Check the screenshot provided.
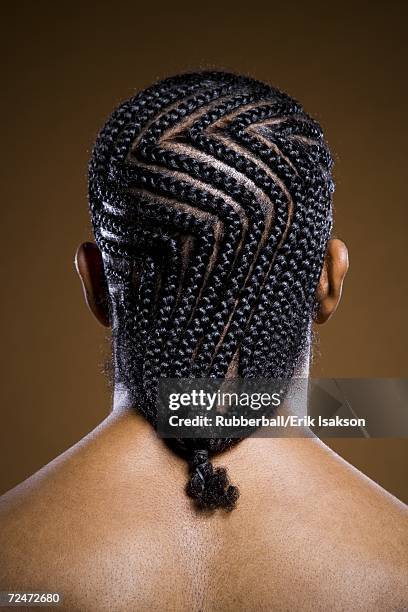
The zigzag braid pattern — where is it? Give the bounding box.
[88,71,334,511]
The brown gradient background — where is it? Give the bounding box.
[1,2,407,501]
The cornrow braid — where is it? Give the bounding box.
[88,71,334,512]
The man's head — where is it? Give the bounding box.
[76,71,348,510]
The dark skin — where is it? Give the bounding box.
[1,239,407,612]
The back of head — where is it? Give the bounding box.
[88,71,334,511]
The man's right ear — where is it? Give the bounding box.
[75,242,110,327]
[314,238,349,324]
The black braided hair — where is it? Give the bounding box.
[88,71,334,512]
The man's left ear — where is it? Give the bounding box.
[314,238,349,324]
[75,242,110,327]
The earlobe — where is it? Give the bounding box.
[75,242,110,327]
[314,238,349,324]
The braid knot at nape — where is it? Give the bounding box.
[186,449,239,512]
[88,71,334,511]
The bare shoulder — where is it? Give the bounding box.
[0,443,101,596]
[307,442,408,610]
[223,437,408,611]
[0,419,205,611]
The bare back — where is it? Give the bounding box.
[1,409,407,611]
